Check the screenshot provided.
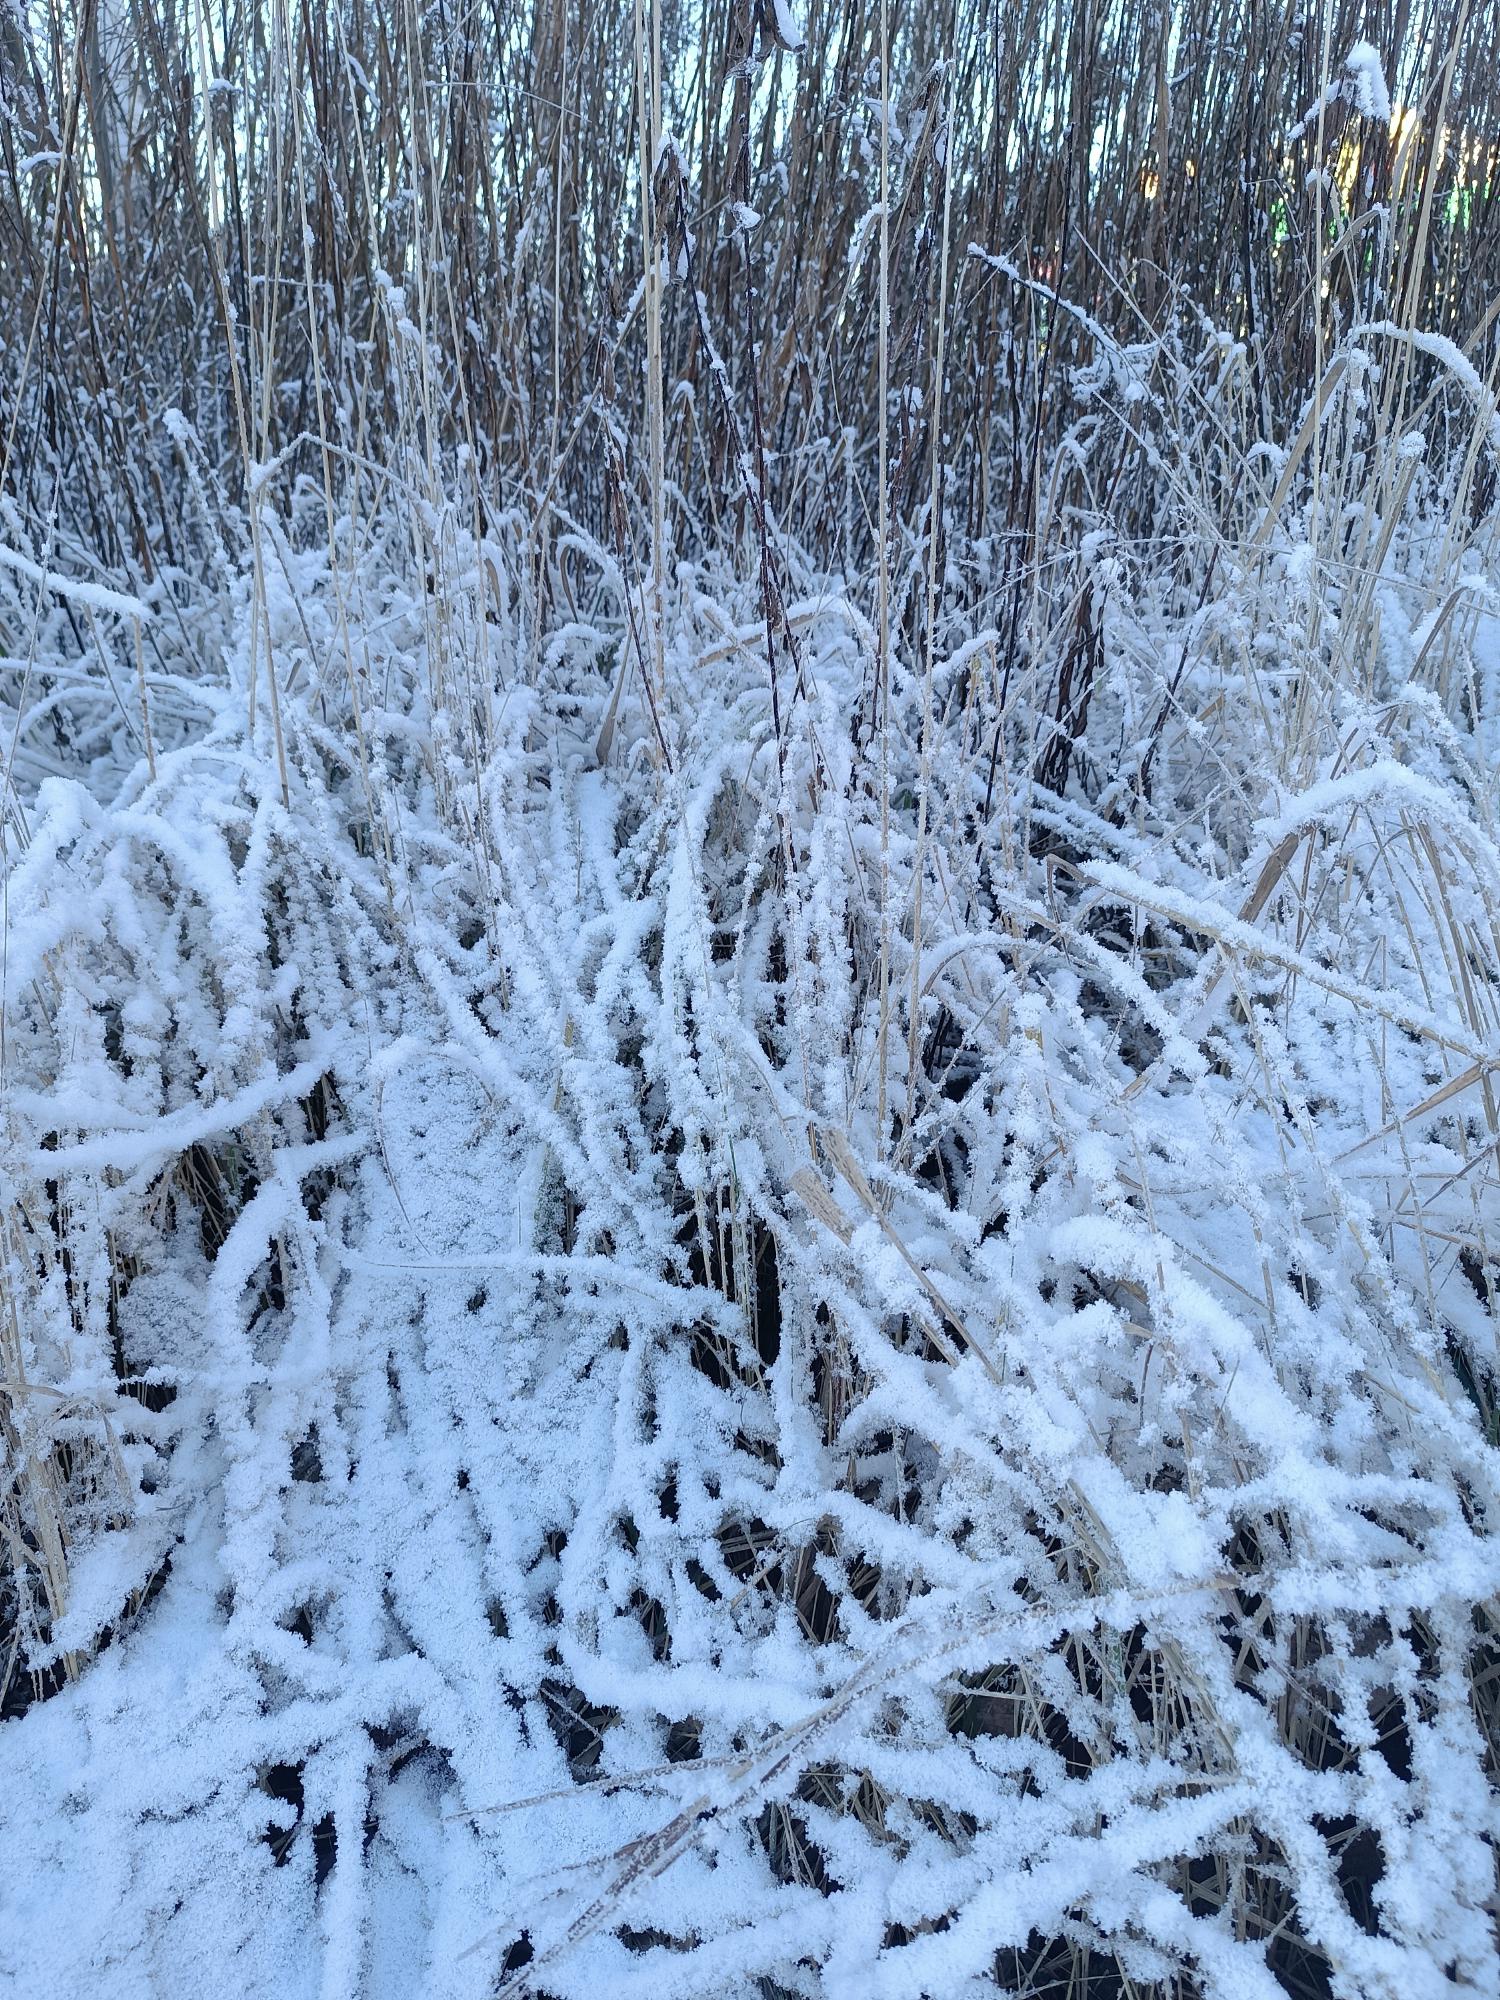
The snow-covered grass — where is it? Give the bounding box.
[5,359,1499,1996]
[2,5,1500,1998]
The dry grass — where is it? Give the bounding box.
[2,4,1500,1997]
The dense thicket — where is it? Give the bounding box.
[2,0,1498,571]
[3,7,1499,1998]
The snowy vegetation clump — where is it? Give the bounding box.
[2,4,1498,1997]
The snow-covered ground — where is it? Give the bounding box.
[3,482,1499,1997]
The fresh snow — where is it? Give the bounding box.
[1345,40,1393,123]
[1285,39,1395,145]
[2,493,1498,1997]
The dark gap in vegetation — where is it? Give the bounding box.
[290,1431,323,1484]
[540,1677,620,1781]
[259,1762,305,1867]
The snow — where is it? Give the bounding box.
[0,538,154,621]
[0,511,1494,1994]
[1346,40,1393,122]
[767,0,805,53]
[3,229,1500,2000]
[1285,39,1394,145]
